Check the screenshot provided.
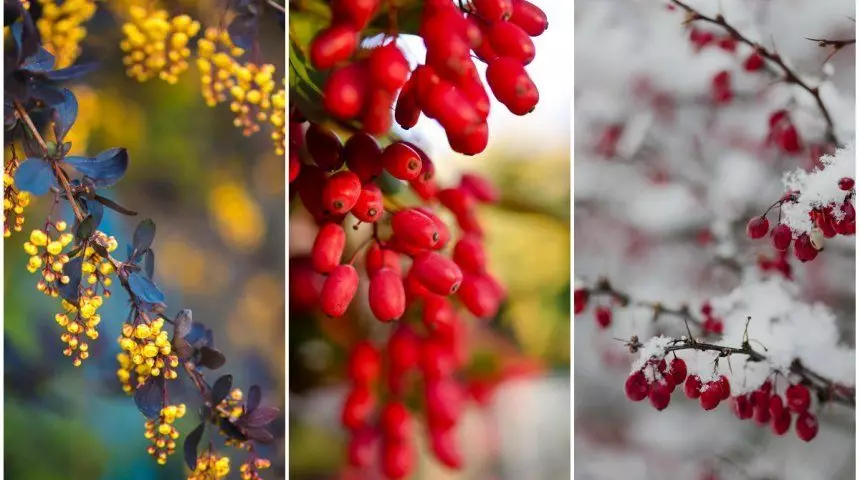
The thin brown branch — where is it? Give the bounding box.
[670,0,839,145]
[590,277,705,329]
[805,37,856,49]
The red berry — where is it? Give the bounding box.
[323,171,363,214]
[746,216,770,239]
[574,289,589,314]
[795,411,818,442]
[785,384,811,412]
[731,394,753,419]
[346,427,376,468]
[771,409,791,435]
[331,0,380,30]
[380,439,413,480]
[839,177,854,191]
[366,243,402,277]
[684,375,702,399]
[699,381,722,410]
[414,208,451,249]
[447,122,490,155]
[425,379,463,429]
[460,173,500,203]
[343,133,383,182]
[289,257,324,313]
[348,341,381,385]
[351,183,384,223]
[473,0,513,21]
[369,268,406,322]
[770,223,792,251]
[768,394,784,418]
[305,123,344,171]
[775,123,803,154]
[419,338,456,381]
[391,208,439,249]
[486,57,539,115]
[387,325,420,393]
[753,404,771,426]
[320,264,359,317]
[670,358,687,385]
[310,25,359,70]
[711,70,732,104]
[395,75,422,129]
[413,251,464,295]
[649,381,672,411]
[429,426,462,469]
[324,63,368,119]
[341,385,375,430]
[510,0,548,37]
[423,82,482,133]
[362,88,394,135]
[380,401,412,439]
[487,21,535,65]
[382,142,423,181]
[793,233,819,262]
[369,43,411,92]
[423,295,457,338]
[457,273,501,318]
[743,52,764,71]
[452,235,486,274]
[719,375,731,400]
[289,149,301,184]
[311,223,346,273]
[594,306,612,328]
[625,371,649,402]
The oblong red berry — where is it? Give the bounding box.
[348,341,381,385]
[341,385,375,430]
[420,337,456,381]
[699,381,722,410]
[487,21,535,65]
[425,378,463,429]
[510,0,548,36]
[395,75,421,129]
[753,404,771,426]
[770,223,792,251]
[320,264,359,317]
[768,394,784,418]
[452,235,486,273]
[731,394,753,419]
[351,183,384,223]
[684,375,702,399]
[289,149,301,184]
[343,132,383,182]
[422,82,481,133]
[594,306,612,328]
[574,289,589,314]
[447,122,489,155]
[310,25,359,70]
[388,323,420,375]
[415,206,450,249]
[369,43,411,92]
[795,411,818,442]
[311,223,346,273]
[473,0,513,21]
[771,409,791,435]
[625,370,649,401]
[429,426,462,469]
[323,63,368,119]
[305,123,344,171]
[346,427,376,468]
[486,57,539,115]
[457,273,500,318]
[323,171,362,214]
[331,0,380,30]
[391,208,439,249]
[794,233,819,262]
[649,382,672,411]
[719,375,731,400]
[460,173,500,203]
[746,216,770,239]
[380,439,413,480]
[366,243,402,277]
[380,401,411,440]
[369,268,406,322]
[785,384,811,412]
[413,252,463,295]
[670,358,687,385]
[382,142,423,181]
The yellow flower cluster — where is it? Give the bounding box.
[270,86,286,156]
[81,232,118,291]
[188,451,230,480]
[120,7,200,84]
[116,318,180,393]
[145,404,186,464]
[229,62,278,137]
[3,172,30,238]
[24,224,73,297]
[36,0,97,68]
[239,458,272,480]
[56,293,103,366]
[196,28,244,107]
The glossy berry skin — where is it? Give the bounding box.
[838,177,854,191]
[382,142,423,181]
[320,264,359,317]
[785,384,811,412]
[574,289,589,314]
[770,223,792,251]
[380,439,413,480]
[395,77,421,129]
[366,243,402,277]
[429,426,462,469]
[460,173,500,203]
[457,274,500,318]
[311,223,346,273]
[331,0,380,30]
[743,52,764,71]
[768,394,784,418]
[488,21,535,65]
[324,63,368,119]
[289,150,301,184]
[391,208,439,249]
[753,404,771,426]
[348,341,381,385]
[362,88,394,135]
[699,381,722,410]
[771,409,791,435]
[448,122,490,155]
[341,385,375,430]
[425,379,463,429]
[473,0,513,21]
[413,251,464,296]
[625,370,648,401]
[343,133,383,182]
[306,123,344,171]
[670,358,687,385]
[369,43,411,92]
[719,375,731,400]
[380,402,411,440]
[452,235,486,273]
[684,375,702,399]
[795,411,818,442]
[310,25,359,70]
[486,57,539,115]
[649,381,672,411]
[351,183,384,223]
[594,306,612,328]
[369,268,406,322]
[323,171,363,214]
[510,0,548,36]
[746,216,770,239]
[794,234,819,262]
[731,394,753,419]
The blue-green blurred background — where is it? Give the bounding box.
[4,1,286,478]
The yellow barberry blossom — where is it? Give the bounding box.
[214,388,252,449]
[3,170,30,238]
[36,0,97,68]
[229,62,277,136]
[81,230,118,290]
[116,317,179,392]
[145,404,186,464]
[24,224,73,297]
[120,7,200,84]
[188,451,230,480]
[269,85,286,156]
[196,27,244,107]
[239,458,271,480]
[56,293,103,366]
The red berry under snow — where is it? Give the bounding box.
[795,410,818,442]
[785,384,811,412]
[838,177,854,191]
[594,306,612,328]
[770,223,792,251]
[625,371,649,402]
[746,216,770,239]
[684,375,702,399]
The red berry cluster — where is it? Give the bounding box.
[728,381,818,441]
[746,178,855,263]
[309,0,547,155]
[756,246,792,279]
[766,110,803,155]
[572,288,613,328]
[682,372,732,410]
[624,357,689,411]
[688,27,738,54]
[699,302,724,335]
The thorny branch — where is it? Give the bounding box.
[670,0,839,145]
